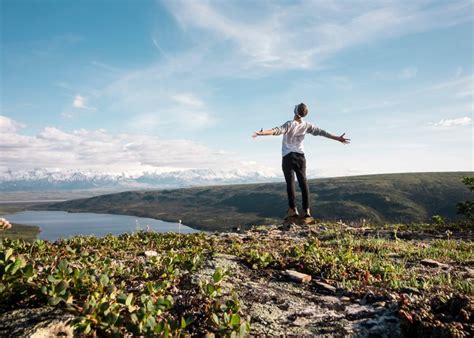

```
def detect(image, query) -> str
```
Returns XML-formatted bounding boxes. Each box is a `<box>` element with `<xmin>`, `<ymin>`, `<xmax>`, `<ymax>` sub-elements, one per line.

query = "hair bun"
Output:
<box><xmin>295</xmin><ymin>103</ymin><xmax>308</xmax><ymax>117</ymax></box>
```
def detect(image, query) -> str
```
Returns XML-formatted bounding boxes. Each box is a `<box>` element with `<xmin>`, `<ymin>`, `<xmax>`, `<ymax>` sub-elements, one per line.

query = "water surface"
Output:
<box><xmin>3</xmin><ymin>210</ymin><xmax>198</xmax><ymax>241</ymax></box>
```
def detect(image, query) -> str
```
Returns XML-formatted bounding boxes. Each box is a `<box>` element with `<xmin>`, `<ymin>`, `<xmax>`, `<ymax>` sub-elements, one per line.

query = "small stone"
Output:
<box><xmin>285</xmin><ymin>270</ymin><xmax>312</xmax><ymax>283</ymax></box>
<box><xmin>291</xmin><ymin>317</ymin><xmax>309</xmax><ymax>327</ymax></box>
<box><xmin>143</xmin><ymin>250</ymin><xmax>158</xmax><ymax>257</ymax></box>
<box><xmin>314</xmin><ymin>281</ymin><xmax>336</xmax><ymax>293</ymax></box>
<box><xmin>373</xmin><ymin>301</ymin><xmax>386</xmax><ymax>307</ymax></box>
<box><xmin>420</xmin><ymin>258</ymin><xmax>450</xmax><ymax>269</ymax></box>
<box><xmin>340</xmin><ymin>296</ymin><xmax>351</xmax><ymax>302</ymax></box>
<box><xmin>345</xmin><ymin>304</ymin><xmax>374</xmax><ymax>319</ymax></box>
<box><xmin>319</xmin><ymin>296</ymin><xmax>343</xmax><ymax>310</ymax></box>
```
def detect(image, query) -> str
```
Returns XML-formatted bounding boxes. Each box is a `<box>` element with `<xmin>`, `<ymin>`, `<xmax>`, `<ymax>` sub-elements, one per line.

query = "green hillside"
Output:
<box><xmin>41</xmin><ymin>172</ymin><xmax>473</xmax><ymax>231</ymax></box>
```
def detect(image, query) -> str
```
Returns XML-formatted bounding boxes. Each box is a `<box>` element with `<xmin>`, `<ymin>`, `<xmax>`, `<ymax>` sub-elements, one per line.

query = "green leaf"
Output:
<box><xmin>55</xmin><ymin>281</ymin><xmax>68</xmax><ymax>294</ymax></box>
<box><xmin>125</xmin><ymin>293</ymin><xmax>133</xmax><ymax>306</ymax></box>
<box><xmin>23</xmin><ymin>264</ymin><xmax>34</xmax><ymax>279</ymax></box>
<box><xmin>58</xmin><ymin>259</ymin><xmax>68</xmax><ymax>271</ymax></box>
<box><xmin>84</xmin><ymin>323</ymin><xmax>91</xmax><ymax>334</ymax></box>
<box><xmin>230</xmin><ymin>314</ymin><xmax>240</xmax><ymax>327</ymax></box>
<box><xmin>240</xmin><ymin>322</ymin><xmax>248</xmax><ymax>336</ymax></box>
<box><xmin>49</xmin><ymin>296</ymin><xmax>63</xmax><ymax>306</ymax></box>
<box><xmin>99</xmin><ymin>274</ymin><xmax>109</xmax><ymax>287</ymax></box>
<box><xmin>5</xmin><ymin>248</ymin><xmax>13</xmax><ymax>261</ymax></box>
<box><xmin>9</xmin><ymin>258</ymin><xmax>25</xmax><ymax>275</ymax></box>
<box><xmin>211</xmin><ymin>313</ymin><xmax>220</xmax><ymax>326</ymax></box>
<box><xmin>117</xmin><ymin>293</ymin><xmax>127</xmax><ymax>304</ymax></box>
<box><xmin>47</xmin><ymin>275</ymin><xmax>58</xmax><ymax>283</ymax></box>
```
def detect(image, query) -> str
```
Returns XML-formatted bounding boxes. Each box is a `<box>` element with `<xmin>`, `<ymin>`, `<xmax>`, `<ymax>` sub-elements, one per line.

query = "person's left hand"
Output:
<box><xmin>337</xmin><ymin>133</ymin><xmax>351</xmax><ymax>144</ymax></box>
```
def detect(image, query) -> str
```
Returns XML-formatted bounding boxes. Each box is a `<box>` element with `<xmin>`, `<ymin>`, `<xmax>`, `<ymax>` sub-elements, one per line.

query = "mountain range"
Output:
<box><xmin>0</xmin><ymin>168</ymin><xmax>280</xmax><ymax>192</ymax></box>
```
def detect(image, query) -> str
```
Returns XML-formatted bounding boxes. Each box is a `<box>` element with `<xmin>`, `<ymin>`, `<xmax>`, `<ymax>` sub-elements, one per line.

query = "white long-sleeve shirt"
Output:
<box><xmin>272</xmin><ymin>120</ymin><xmax>331</xmax><ymax>157</ymax></box>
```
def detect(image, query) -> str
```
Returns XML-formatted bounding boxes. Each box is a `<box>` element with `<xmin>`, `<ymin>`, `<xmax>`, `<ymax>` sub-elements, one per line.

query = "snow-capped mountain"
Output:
<box><xmin>0</xmin><ymin>168</ymin><xmax>281</xmax><ymax>192</ymax></box>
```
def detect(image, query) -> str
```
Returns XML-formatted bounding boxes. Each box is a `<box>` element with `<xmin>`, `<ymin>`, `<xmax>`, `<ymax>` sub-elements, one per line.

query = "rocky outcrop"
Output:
<box><xmin>190</xmin><ymin>252</ymin><xmax>401</xmax><ymax>336</ymax></box>
<box><xmin>0</xmin><ymin>307</ymin><xmax>73</xmax><ymax>337</ymax></box>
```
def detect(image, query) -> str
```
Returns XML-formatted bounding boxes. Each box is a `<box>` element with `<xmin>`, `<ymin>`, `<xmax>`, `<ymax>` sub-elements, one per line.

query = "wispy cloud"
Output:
<box><xmin>432</xmin><ymin>116</ymin><xmax>472</xmax><ymax>128</ymax></box>
<box><xmin>163</xmin><ymin>0</ymin><xmax>472</xmax><ymax>71</ymax></box>
<box><xmin>171</xmin><ymin>93</ymin><xmax>204</xmax><ymax>108</ymax></box>
<box><xmin>398</xmin><ymin>66</ymin><xmax>418</xmax><ymax>79</ymax></box>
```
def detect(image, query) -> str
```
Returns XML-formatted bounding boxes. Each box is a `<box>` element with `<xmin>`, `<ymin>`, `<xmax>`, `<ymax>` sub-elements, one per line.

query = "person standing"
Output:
<box><xmin>253</xmin><ymin>103</ymin><xmax>350</xmax><ymax>220</ymax></box>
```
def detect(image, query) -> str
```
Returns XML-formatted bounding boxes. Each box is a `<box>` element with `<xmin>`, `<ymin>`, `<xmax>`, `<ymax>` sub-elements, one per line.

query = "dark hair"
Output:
<box><xmin>294</xmin><ymin>103</ymin><xmax>308</xmax><ymax>117</ymax></box>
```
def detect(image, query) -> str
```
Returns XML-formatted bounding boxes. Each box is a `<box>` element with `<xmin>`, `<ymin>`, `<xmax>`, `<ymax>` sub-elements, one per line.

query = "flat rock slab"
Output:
<box><xmin>285</xmin><ymin>270</ymin><xmax>312</xmax><ymax>283</ymax></box>
<box><xmin>420</xmin><ymin>258</ymin><xmax>450</xmax><ymax>269</ymax></box>
<box><xmin>314</xmin><ymin>281</ymin><xmax>337</xmax><ymax>294</ymax></box>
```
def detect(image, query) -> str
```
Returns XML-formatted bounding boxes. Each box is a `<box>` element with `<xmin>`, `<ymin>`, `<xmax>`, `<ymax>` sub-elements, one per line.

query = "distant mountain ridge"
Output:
<box><xmin>0</xmin><ymin>168</ymin><xmax>279</xmax><ymax>192</ymax></box>
<box><xmin>41</xmin><ymin>172</ymin><xmax>473</xmax><ymax>231</ymax></box>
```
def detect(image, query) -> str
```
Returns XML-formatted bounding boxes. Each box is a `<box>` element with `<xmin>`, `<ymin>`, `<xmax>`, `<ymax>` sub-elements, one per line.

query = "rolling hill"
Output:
<box><xmin>39</xmin><ymin>172</ymin><xmax>473</xmax><ymax>231</ymax></box>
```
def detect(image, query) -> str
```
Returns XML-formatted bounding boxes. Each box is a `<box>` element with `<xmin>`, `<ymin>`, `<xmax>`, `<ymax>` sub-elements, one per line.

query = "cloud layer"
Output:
<box><xmin>0</xmin><ymin>117</ymin><xmax>271</xmax><ymax>174</ymax></box>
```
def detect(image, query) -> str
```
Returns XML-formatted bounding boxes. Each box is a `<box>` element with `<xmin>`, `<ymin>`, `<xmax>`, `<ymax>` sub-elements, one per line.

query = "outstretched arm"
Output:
<box><xmin>308</xmin><ymin>124</ymin><xmax>350</xmax><ymax>144</ymax></box>
<box><xmin>253</xmin><ymin>121</ymin><xmax>290</xmax><ymax>138</ymax></box>
<box><xmin>252</xmin><ymin>128</ymin><xmax>275</xmax><ymax>138</ymax></box>
<box><xmin>326</xmin><ymin>132</ymin><xmax>351</xmax><ymax>144</ymax></box>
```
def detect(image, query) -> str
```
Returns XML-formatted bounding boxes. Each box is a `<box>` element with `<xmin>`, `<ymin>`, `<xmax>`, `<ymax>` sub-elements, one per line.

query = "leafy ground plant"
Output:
<box><xmin>0</xmin><ymin>221</ymin><xmax>472</xmax><ymax>336</ymax></box>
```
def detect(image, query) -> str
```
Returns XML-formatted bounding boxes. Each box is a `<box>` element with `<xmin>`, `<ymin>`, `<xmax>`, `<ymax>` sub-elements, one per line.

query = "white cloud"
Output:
<box><xmin>0</xmin><ymin>116</ymin><xmax>25</xmax><ymax>133</ymax></box>
<box><xmin>73</xmin><ymin>95</ymin><xmax>85</xmax><ymax>108</ymax></box>
<box><xmin>432</xmin><ymin>116</ymin><xmax>472</xmax><ymax>128</ymax></box>
<box><xmin>72</xmin><ymin>94</ymin><xmax>96</xmax><ymax>111</ymax></box>
<box><xmin>398</xmin><ymin>67</ymin><xmax>418</xmax><ymax>79</ymax></box>
<box><xmin>0</xmin><ymin>119</ymin><xmax>261</xmax><ymax>172</ymax></box>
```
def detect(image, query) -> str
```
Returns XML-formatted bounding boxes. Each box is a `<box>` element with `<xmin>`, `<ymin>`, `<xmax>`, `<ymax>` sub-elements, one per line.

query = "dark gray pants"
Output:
<box><xmin>282</xmin><ymin>152</ymin><xmax>309</xmax><ymax>210</ymax></box>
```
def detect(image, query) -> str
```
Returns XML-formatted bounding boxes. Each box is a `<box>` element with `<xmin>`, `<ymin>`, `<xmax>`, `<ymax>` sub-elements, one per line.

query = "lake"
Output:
<box><xmin>2</xmin><ymin>210</ymin><xmax>199</xmax><ymax>241</ymax></box>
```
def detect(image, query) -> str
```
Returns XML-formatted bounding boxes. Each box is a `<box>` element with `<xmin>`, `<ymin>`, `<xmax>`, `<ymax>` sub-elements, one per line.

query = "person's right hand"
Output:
<box><xmin>252</xmin><ymin>128</ymin><xmax>264</xmax><ymax>138</ymax></box>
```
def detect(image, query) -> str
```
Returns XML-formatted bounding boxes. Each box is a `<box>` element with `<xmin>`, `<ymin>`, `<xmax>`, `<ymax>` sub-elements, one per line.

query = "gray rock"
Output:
<box><xmin>345</xmin><ymin>304</ymin><xmax>375</xmax><ymax>320</ymax></box>
<box><xmin>314</xmin><ymin>281</ymin><xmax>336</xmax><ymax>293</ymax></box>
<box><xmin>318</xmin><ymin>295</ymin><xmax>344</xmax><ymax>310</ymax></box>
<box><xmin>143</xmin><ymin>250</ymin><xmax>158</xmax><ymax>257</ymax></box>
<box><xmin>0</xmin><ymin>307</ymin><xmax>73</xmax><ymax>337</ymax></box>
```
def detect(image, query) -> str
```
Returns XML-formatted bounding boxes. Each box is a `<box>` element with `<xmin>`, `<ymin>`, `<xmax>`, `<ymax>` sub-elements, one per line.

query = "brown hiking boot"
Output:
<box><xmin>302</xmin><ymin>208</ymin><xmax>311</xmax><ymax>217</ymax></box>
<box><xmin>284</xmin><ymin>208</ymin><xmax>299</xmax><ymax>220</ymax></box>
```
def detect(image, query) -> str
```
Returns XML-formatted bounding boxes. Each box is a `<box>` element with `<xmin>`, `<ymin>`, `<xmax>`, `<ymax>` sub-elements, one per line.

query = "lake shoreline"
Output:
<box><xmin>1</xmin><ymin>210</ymin><xmax>199</xmax><ymax>242</ymax></box>
<box><xmin>0</xmin><ymin>223</ymin><xmax>41</xmax><ymax>242</ymax></box>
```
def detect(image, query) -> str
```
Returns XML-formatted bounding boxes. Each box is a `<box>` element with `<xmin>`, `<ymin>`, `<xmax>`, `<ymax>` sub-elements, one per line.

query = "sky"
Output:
<box><xmin>1</xmin><ymin>0</ymin><xmax>473</xmax><ymax>178</ymax></box>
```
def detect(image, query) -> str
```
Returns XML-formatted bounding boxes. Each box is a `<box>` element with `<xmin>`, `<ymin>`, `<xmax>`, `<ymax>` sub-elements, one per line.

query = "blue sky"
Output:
<box><xmin>1</xmin><ymin>0</ymin><xmax>473</xmax><ymax>177</ymax></box>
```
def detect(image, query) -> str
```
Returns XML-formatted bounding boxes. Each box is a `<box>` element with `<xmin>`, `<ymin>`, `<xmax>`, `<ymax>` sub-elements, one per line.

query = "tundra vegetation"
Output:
<box><xmin>0</xmin><ymin>218</ymin><xmax>472</xmax><ymax>336</ymax></box>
